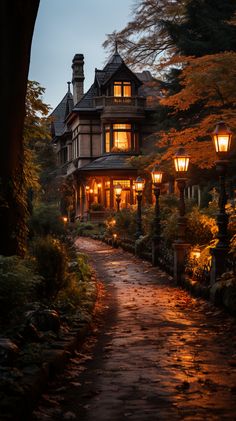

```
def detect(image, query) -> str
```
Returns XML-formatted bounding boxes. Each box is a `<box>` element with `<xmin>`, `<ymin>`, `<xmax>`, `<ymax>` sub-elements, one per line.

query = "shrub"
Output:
<box><xmin>31</xmin><ymin>236</ymin><xmax>68</xmax><ymax>299</ymax></box>
<box><xmin>56</xmin><ymin>253</ymin><xmax>94</xmax><ymax>314</ymax></box>
<box><xmin>0</xmin><ymin>256</ymin><xmax>40</xmax><ymax>322</ymax></box>
<box><xmin>76</xmin><ymin>222</ymin><xmax>95</xmax><ymax>235</ymax></box>
<box><xmin>186</xmin><ymin>207</ymin><xmax>217</xmax><ymax>245</ymax></box>
<box><xmin>29</xmin><ymin>203</ymin><xmax>66</xmax><ymax>238</ymax></box>
<box><xmin>110</xmin><ymin>208</ymin><xmax>137</xmax><ymax>239</ymax></box>
<box><xmin>90</xmin><ymin>202</ymin><xmax>105</xmax><ymax>211</ymax></box>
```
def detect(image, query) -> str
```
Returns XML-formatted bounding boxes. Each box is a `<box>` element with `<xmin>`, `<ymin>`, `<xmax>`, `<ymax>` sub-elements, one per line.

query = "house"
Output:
<box><xmin>51</xmin><ymin>49</ymin><xmax>160</xmax><ymax>220</ymax></box>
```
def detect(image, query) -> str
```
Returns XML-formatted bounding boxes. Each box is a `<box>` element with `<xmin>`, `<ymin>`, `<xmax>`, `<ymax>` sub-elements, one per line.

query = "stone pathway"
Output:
<box><xmin>32</xmin><ymin>238</ymin><xmax>236</xmax><ymax>421</ymax></box>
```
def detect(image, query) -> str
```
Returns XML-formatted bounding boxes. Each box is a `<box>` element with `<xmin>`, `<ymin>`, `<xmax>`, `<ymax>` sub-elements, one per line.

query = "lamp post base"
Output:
<box><xmin>173</xmin><ymin>242</ymin><xmax>190</xmax><ymax>284</ymax></box>
<box><xmin>210</xmin><ymin>246</ymin><xmax>228</xmax><ymax>285</ymax></box>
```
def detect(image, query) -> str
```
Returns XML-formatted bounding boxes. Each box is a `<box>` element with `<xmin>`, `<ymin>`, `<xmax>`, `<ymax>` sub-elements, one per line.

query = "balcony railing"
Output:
<box><xmin>93</xmin><ymin>96</ymin><xmax>146</xmax><ymax>108</ymax></box>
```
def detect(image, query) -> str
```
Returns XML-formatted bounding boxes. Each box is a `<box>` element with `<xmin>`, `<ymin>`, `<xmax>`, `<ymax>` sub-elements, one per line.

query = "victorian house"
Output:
<box><xmin>51</xmin><ymin>50</ymin><xmax>159</xmax><ymax>220</ymax></box>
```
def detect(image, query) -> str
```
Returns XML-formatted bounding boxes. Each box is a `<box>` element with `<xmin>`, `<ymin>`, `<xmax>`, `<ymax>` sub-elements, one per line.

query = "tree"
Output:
<box><xmin>0</xmin><ymin>1</ymin><xmax>40</xmax><ymax>256</ymax></box>
<box><xmin>104</xmin><ymin>0</ymin><xmax>236</xmax><ymax>70</ymax></box>
<box><xmin>24</xmin><ymin>81</ymin><xmax>53</xmax><ymax>204</ymax></box>
<box><xmin>103</xmin><ymin>0</ymin><xmax>187</xmax><ymax>69</ymax></box>
<box><xmin>165</xmin><ymin>0</ymin><xmax>236</xmax><ymax>57</ymax></box>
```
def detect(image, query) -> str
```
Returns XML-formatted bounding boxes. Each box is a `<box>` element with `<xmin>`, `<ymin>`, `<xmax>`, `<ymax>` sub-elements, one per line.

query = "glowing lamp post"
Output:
<box><xmin>134</xmin><ymin>176</ymin><xmax>145</xmax><ymax>239</ymax></box>
<box><xmin>62</xmin><ymin>216</ymin><xmax>68</xmax><ymax>224</ymax></box>
<box><xmin>173</xmin><ymin>147</ymin><xmax>190</xmax><ymax>283</ymax></box>
<box><xmin>212</xmin><ymin>121</ymin><xmax>232</xmax><ymax>158</ymax></box>
<box><xmin>210</xmin><ymin>121</ymin><xmax>233</xmax><ymax>283</ymax></box>
<box><xmin>114</xmin><ymin>183</ymin><xmax>122</xmax><ymax>212</ymax></box>
<box><xmin>151</xmin><ymin>165</ymin><xmax>163</xmax><ymax>266</ymax></box>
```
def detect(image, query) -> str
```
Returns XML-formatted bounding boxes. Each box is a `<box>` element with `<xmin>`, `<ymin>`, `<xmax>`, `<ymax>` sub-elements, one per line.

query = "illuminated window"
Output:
<box><xmin>105</xmin><ymin>125</ymin><xmax>110</xmax><ymax>152</ymax></box>
<box><xmin>114</xmin><ymin>180</ymin><xmax>130</xmax><ymax>188</ymax></box>
<box><xmin>113</xmin><ymin>124</ymin><xmax>131</xmax><ymax>151</ymax></box>
<box><xmin>114</xmin><ymin>81</ymin><xmax>131</xmax><ymax>97</ymax></box>
<box><xmin>104</xmin><ymin>123</ymin><xmax>138</xmax><ymax>153</ymax></box>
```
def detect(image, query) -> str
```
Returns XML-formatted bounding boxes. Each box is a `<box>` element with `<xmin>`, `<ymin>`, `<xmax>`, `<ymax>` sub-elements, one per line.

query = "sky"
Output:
<box><xmin>29</xmin><ymin>0</ymin><xmax>134</xmax><ymax>111</ymax></box>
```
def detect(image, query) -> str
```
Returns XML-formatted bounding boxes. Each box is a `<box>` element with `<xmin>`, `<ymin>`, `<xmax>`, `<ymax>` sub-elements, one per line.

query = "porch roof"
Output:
<box><xmin>77</xmin><ymin>153</ymin><xmax>137</xmax><ymax>173</ymax></box>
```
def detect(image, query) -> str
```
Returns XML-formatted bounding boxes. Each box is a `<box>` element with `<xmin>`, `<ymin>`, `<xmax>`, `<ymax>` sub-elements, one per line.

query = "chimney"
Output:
<box><xmin>72</xmin><ymin>54</ymin><xmax>84</xmax><ymax>105</ymax></box>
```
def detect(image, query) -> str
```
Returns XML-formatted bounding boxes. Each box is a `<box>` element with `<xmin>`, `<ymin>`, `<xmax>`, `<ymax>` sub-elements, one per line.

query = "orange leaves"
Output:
<box><xmin>157</xmin><ymin>52</ymin><xmax>236</xmax><ymax>168</ymax></box>
<box><xmin>161</xmin><ymin>52</ymin><xmax>236</xmax><ymax>112</ymax></box>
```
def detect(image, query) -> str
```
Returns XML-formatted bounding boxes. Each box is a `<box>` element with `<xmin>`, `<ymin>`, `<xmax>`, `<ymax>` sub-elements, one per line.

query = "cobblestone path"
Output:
<box><xmin>32</xmin><ymin>238</ymin><xmax>236</xmax><ymax>421</ymax></box>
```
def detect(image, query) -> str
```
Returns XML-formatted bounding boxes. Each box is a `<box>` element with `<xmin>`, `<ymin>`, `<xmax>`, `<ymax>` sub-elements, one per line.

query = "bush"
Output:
<box><xmin>29</xmin><ymin>203</ymin><xmax>66</xmax><ymax>238</ymax></box>
<box><xmin>31</xmin><ymin>236</ymin><xmax>68</xmax><ymax>299</ymax></box>
<box><xmin>186</xmin><ymin>207</ymin><xmax>217</xmax><ymax>245</ymax></box>
<box><xmin>108</xmin><ymin>208</ymin><xmax>137</xmax><ymax>240</ymax></box>
<box><xmin>56</xmin><ymin>253</ymin><xmax>94</xmax><ymax>314</ymax></box>
<box><xmin>76</xmin><ymin>222</ymin><xmax>95</xmax><ymax>235</ymax></box>
<box><xmin>90</xmin><ymin>202</ymin><xmax>105</xmax><ymax>211</ymax></box>
<box><xmin>0</xmin><ymin>256</ymin><xmax>40</xmax><ymax>322</ymax></box>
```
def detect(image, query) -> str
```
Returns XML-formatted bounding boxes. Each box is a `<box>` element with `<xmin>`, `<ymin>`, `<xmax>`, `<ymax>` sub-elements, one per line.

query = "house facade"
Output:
<box><xmin>51</xmin><ymin>50</ymin><xmax>159</xmax><ymax>220</ymax></box>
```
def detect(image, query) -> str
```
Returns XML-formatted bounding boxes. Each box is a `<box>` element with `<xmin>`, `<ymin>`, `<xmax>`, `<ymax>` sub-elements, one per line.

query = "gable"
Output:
<box><xmin>103</xmin><ymin>62</ymin><xmax>142</xmax><ymax>89</ymax></box>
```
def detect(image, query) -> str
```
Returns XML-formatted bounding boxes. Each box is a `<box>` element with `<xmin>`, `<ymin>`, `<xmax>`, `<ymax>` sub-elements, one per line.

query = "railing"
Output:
<box><xmin>93</xmin><ymin>96</ymin><xmax>146</xmax><ymax>108</ymax></box>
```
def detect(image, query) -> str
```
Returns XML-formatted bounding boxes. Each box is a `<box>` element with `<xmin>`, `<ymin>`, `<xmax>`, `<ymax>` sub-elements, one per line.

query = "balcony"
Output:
<box><xmin>93</xmin><ymin>96</ymin><xmax>146</xmax><ymax>120</ymax></box>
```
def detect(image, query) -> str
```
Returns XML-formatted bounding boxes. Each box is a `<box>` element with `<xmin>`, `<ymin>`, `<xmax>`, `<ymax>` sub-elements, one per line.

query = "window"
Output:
<box><xmin>105</xmin><ymin>126</ymin><xmax>110</xmax><ymax>153</ymax></box>
<box><xmin>113</xmin><ymin>124</ymin><xmax>131</xmax><ymax>151</ymax></box>
<box><xmin>114</xmin><ymin>81</ymin><xmax>131</xmax><ymax>97</ymax></box>
<box><xmin>114</xmin><ymin>180</ymin><xmax>130</xmax><ymax>188</ymax></box>
<box><xmin>104</xmin><ymin>123</ymin><xmax>138</xmax><ymax>153</ymax></box>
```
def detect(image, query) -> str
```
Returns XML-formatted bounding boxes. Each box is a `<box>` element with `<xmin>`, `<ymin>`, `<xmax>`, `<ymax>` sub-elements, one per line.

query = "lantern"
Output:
<box><xmin>114</xmin><ymin>183</ymin><xmax>122</xmax><ymax>198</ymax></box>
<box><xmin>173</xmin><ymin>147</ymin><xmax>190</xmax><ymax>173</ymax></box>
<box><xmin>212</xmin><ymin>121</ymin><xmax>232</xmax><ymax>156</ymax></box>
<box><xmin>151</xmin><ymin>164</ymin><xmax>163</xmax><ymax>185</ymax></box>
<box><xmin>134</xmin><ymin>176</ymin><xmax>145</xmax><ymax>193</ymax></box>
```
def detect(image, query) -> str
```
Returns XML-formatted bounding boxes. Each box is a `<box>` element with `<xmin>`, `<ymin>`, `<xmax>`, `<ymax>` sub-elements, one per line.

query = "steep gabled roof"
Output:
<box><xmin>51</xmin><ymin>84</ymin><xmax>74</xmax><ymax>136</ymax></box>
<box><xmin>73</xmin><ymin>83</ymin><xmax>97</xmax><ymax>110</ymax></box>
<box><xmin>74</xmin><ymin>51</ymin><xmax>143</xmax><ymax>111</ymax></box>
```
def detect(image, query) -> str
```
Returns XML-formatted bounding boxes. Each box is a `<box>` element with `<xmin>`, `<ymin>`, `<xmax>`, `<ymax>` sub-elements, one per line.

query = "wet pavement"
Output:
<box><xmin>32</xmin><ymin>238</ymin><xmax>236</xmax><ymax>421</ymax></box>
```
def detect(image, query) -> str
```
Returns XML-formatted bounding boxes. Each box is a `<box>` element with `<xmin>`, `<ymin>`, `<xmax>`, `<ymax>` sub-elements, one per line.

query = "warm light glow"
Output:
<box><xmin>190</xmin><ymin>247</ymin><xmax>201</xmax><ymax>260</ymax></box>
<box><xmin>62</xmin><ymin>216</ymin><xmax>68</xmax><ymax>223</ymax></box>
<box><xmin>113</xmin><ymin>233</ymin><xmax>117</xmax><ymax>239</ymax></box>
<box><xmin>113</xmin><ymin>124</ymin><xmax>131</xmax><ymax>150</ymax></box>
<box><xmin>89</xmin><ymin>188</ymin><xmax>94</xmax><ymax>194</ymax></box>
<box><xmin>213</xmin><ymin>135</ymin><xmax>229</xmax><ymax>152</ymax></box>
<box><xmin>114</xmin><ymin>81</ymin><xmax>131</xmax><ymax>97</ymax></box>
<box><xmin>97</xmin><ymin>183</ymin><xmax>102</xmax><ymax>188</ymax></box>
<box><xmin>85</xmin><ymin>186</ymin><xmax>90</xmax><ymax>191</ymax></box>
<box><xmin>212</xmin><ymin>122</ymin><xmax>232</xmax><ymax>155</ymax></box>
<box><xmin>114</xmin><ymin>183</ymin><xmax>122</xmax><ymax>197</ymax></box>
<box><xmin>151</xmin><ymin>165</ymin><xmax>163</xmax><ymax>185</ymax></box>
<box><xmin>134</xmin><ymin>176</ymin><xmax>145</xmax><ymax>193</ymax></box>
<box><xmin>173</xmin><ymin>147</ymin><xmax>190</xmax><ymax>173</ymax></box>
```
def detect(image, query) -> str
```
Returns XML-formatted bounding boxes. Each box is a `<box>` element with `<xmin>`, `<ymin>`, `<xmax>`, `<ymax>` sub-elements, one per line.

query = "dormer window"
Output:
<box><xmin>114</xmin><ymin>81</ymin><xmax>131</xmax><ymax>97</ymax></box>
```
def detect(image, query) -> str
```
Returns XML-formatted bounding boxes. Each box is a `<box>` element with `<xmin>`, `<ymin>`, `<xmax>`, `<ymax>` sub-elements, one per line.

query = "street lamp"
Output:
<box><xmin>134</xmin><ymin>176</ymin><xmax>145</xmax><ymax>239</ymax></box>
<box><xmin>114</xmin><ymin>183</ymin><xmax>122</xmax><ymax>212</ymax></box>
<box><xmin>210</xmin><ymin>121</ymin><xmax>233</xmax><ymax>283</ymax></box>
<box><xmin>173</xmin><ymin>146</ymin><xmax>190</xmax><ymax>283</ymax></box>
<box><xmin>151</xmin><ymin>165</ymin><xmax>163</xmax><ymax>266</ymax></box>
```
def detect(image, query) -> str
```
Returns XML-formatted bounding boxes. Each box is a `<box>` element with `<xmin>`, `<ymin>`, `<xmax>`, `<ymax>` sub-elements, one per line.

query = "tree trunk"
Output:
<box><xmin>0</xmin><ymin>0</ymin><xmax>40</xmax><ymax>256</ymax></box>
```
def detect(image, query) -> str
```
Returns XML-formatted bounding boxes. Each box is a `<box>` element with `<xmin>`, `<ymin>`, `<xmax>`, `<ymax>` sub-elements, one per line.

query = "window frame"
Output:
<box><xmin>113</xmin><ymin>81</ymin><xmax>132</xmax><ymax>97</ymax></box>
<box><xmin>104</xmin><ymin>122</ymin><xmax>138</xmax><ymax>153</ymax></box>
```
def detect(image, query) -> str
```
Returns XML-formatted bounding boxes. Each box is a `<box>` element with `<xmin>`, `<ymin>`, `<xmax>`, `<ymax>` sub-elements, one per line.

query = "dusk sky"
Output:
<box><xmin>29</xmin><ymin>0</ymin><xmax>134</xmax><ymax>111</ymax></box>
